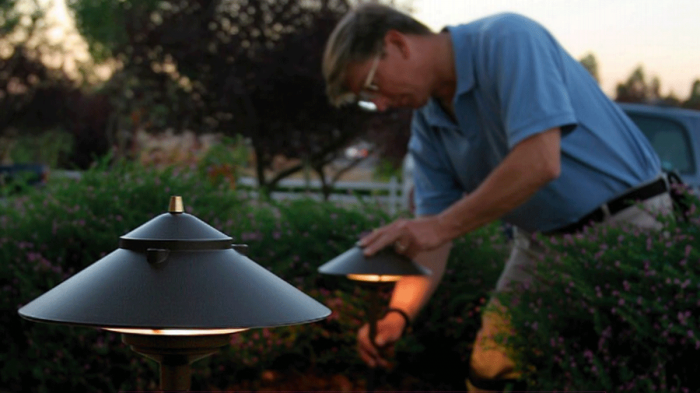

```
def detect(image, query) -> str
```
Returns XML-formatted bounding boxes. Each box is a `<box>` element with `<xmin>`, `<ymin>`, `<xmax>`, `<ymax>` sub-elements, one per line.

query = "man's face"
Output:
<box><xmin>344</xmin><ymin>33</ymin><xmax>431</xmax><ymax>112</ymax></box>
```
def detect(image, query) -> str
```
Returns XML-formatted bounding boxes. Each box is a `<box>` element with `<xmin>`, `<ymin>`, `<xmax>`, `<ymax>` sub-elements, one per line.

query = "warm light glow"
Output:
<box><xmin>104</xmin><ymin>328</ymin><xmax>248</xmax><ymax>336</ymax></box>
<box><xmin>347</xmin><ymin>274</ymin><xmax>402</xmax><ymax>282</ymax></box>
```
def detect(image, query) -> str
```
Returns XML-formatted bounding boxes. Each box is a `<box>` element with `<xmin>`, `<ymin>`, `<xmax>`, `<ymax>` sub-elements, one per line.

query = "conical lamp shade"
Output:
<box><xmin>318</xmin><ymin>246</ymin><xmax>431</xmax><ymax>279</ymax></box>
<box><xmin>19</xmin><ymin>197</ymin><xmax>330</xmax><ymax>331</ymax></box>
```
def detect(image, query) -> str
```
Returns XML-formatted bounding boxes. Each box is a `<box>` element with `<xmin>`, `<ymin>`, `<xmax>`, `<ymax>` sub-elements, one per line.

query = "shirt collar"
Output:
<box><xmin>443</xmin><ymin>25</ymin><xmax>476</xmax><ymax>97</ymax></box>
<box><xmin>424</xmin><ymin>99</ymin><xmax>457</xmax><ymax>129</ymax></box>
<box><xmin>422</xmin><ymin>25</ymin><xmax>475</xmax><ymax>129</ymax></box>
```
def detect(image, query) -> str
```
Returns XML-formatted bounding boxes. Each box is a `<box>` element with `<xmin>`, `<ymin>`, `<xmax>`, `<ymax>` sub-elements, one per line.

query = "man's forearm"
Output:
<box><xmin>436</xmin><ymin>127</ymin><xmax>562</xmax><ymax>240</ymax></box>
<box><xmin>388</xmin><ymin>241</ymin><xmax>452</xmax><ymax>320</ymax></box>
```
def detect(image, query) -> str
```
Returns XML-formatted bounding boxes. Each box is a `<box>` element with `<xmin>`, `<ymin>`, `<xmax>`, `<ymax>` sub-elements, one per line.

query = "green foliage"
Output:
<box><xmin>0</xmin><ymin>161</ymin><xmax>503</xmax><ymax>392</ymax></box>
<box><xmin>0</xmin><ymin>0</ymin><xmax>21</xmax><ymax>38</ymax></box>
<box><xmin>6</xmin><ymin>129</ymin><xmax>74</xmax><ymax>167</ymax></box>
<box><xmin>684</xmin><ymin>80</ymin><xmax>700</xmax><ymax>110</ymax></box>
<box><xmin>372</xmin><ymin>158</ymin><xmax>402</xmax><ymax>182</ymax></box>
<box><xmin>1</xmin><ymin>160</ymin><xmax>245</xmax><ymax>392</ymax></box>
<box><xmin>579</xmin><ymin>52</ymin><xmax>600</xmax><ymax>83</ymax></box>
<box><xmin>495</xmin><ymin>196</ymin><xmax>700</xmax><ymax>392</ymax></box>
<box><xmin>66</xmin><ymin>0</ymin><xmax>161</xmax><ymax>62</ymax></box>
<box><xmin>196</xmin><ymin>134</ymin><xmax>250</xmax><ymax>188</ymax></box>
<box><xmin>11</xmin><ymin>161</ymin><xmax>698</xmax><ymax>391</ymax></box>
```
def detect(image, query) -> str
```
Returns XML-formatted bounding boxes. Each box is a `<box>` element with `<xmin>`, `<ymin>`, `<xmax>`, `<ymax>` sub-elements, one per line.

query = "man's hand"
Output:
<box><xmin>358</xmin><ymin>216</ymin><xmax>447</xmax><ymax>258</ymax></box>
<box><xmin>357</xmin><ymin>312</ymin><xmax>407</xmax><ymax>368</ymax></box>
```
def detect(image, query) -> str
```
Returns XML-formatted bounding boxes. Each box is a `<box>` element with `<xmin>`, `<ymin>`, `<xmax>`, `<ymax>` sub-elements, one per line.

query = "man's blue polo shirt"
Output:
<box><xmin>409</xmin><ymin>13</ymin><xmax>661</xmax><ymax>233</ymax></box>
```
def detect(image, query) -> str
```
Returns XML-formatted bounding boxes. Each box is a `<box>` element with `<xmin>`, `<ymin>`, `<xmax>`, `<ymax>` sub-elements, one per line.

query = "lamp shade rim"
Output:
<box><xmin>17</xmin><ymin>197</ymin><xmax>331</xmax><ymax>331</ymax></box>
<box><xmin>17</xmin><ymin>311</ymin><xmax>331</xmax><ymax>331</ymax></box>
<box><xmin>318</xmin><ymin>246</ymin><xmax>431</xmax><ymax>277</ymax></box>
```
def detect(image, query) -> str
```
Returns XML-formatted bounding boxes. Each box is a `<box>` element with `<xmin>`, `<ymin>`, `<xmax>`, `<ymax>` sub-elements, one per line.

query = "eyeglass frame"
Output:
<box><xmin>332</xmin><ymin>52</ymin><xmax>383</xmax><ymax>108</ymax></box>
<box><xmin>357</xmin><ymin>53</ymin><xmax>381</xmax><ymax>103</ymax></box>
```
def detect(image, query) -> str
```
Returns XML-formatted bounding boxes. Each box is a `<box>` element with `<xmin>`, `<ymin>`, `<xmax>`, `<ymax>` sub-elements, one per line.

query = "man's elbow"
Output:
<box><xmin>544</xmin><ymin>159</ymin><xmax>561</xmax><ymax>181</ymax></box>
<box><xmin>535</xmin><ymin>155</ymin><xmax>560</xmax><ymax>186</ymax></box>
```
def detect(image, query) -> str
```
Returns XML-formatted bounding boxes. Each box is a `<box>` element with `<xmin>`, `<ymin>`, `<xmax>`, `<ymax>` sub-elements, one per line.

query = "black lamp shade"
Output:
<box><xmin>19</xmin><ymin>198</ymin><xmax>330</xmax><ymax>331</ymax></box>
<box><xmin>318</xmin><ymin>246</ymin><xmax>431</xmax><ymax>279</ymax></box>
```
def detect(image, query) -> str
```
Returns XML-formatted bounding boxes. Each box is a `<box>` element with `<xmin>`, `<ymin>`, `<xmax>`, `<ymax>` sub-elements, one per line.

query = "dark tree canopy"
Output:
<box><xmin>684</xmin><ymin>80</ymin><xmax>700</xmax><ymax>110</ymax></box>
<box><xmin>579</xmin><ymin>53</ymin><xmax>600</xmax><ymax>84</ymax></box>
<box><xmin>66</xmin><ymin>0</ymin><xmax>401</xmax><ymax>191</ymax></box>
<box><xmin>614</xmin><ymin>65</ymin><xmax>685</xmax><ymax>107</ymax></box>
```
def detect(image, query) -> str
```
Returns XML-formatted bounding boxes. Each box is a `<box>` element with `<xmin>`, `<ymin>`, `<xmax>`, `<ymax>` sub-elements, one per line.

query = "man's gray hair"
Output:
<box><xmin>322</xmin><ymin>3</ymin><xmax>432</xmax><ymax>107</ymax></box>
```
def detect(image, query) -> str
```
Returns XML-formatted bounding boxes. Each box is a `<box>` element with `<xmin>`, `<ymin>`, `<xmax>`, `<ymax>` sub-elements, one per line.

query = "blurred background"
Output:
<box><xmin>1</xmin><ymin>0</ymin><xmax>699</xmax><ymax>192</ymax></box>
<box><xmin>2</xmin><ymin>2</ymin><xmax>699</xmax><ymax>392</ymax></box>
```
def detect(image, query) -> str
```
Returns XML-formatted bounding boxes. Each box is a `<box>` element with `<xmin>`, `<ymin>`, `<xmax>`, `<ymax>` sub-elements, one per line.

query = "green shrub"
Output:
<box><xmin>5</xmin><ymin>129</ymin><xmax>74</xmax><ymax>168</ymax></box>
<box><xmin>1</xmin><ymin>160</ymin><xmax>246</xmax><ymax>392</ymax></box>
<box><xmin>10</xmin><ymin>160</ymin><xmax>698</xmax><ymax>392</ymax></box>
<box><xmin>1</xmin><ymin>161</ymin><xmax>504</xmax><ymax>392</ymax></box>
<box><xmin>495</xmin><ymin>196</ymin><xmax>700</xmax><ymax>392</ymax></box>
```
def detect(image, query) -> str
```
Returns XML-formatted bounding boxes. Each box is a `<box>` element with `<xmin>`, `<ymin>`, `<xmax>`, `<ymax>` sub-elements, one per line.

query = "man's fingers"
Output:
<box><xmin>358</xmin><ymin>227</ymin><xmax>382</xmax><ymax>248</ymax></box>
<box><xmin>364</xmin><ymin>230</ymin><xmax>402</xmax><ymax>256</ymax></box>
<box><xmin>357</xmin><ymin>325</ymin><xmax>380</xmax><ymax>366</ymax></box>
<box><xmin>359</xmin><ymin>342</ymin><xmax>390</xmax><ymax>368</ymax></box>
<box><xmin>358</xmin><ymin>345</ymin><xmax>377</xmax><ymax>367</ymax></box>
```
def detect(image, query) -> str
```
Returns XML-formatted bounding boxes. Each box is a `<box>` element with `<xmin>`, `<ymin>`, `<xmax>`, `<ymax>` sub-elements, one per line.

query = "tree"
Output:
<box><xmin>67</xmin><ymin>0</ymin><xmax>402</xmax><ymax>195</ymax></box>
<box><xmin>579</xmin><ymin>53</ymin><xmax>599</xmax><ymax>84</ymax></box>
<box><xmin>0</xmin><ymin>0</ymin><xmax>23</xmax><ymax>40</ymax></box>
<box><xmin>615</xmin><ymin>66</ymin><xmax>688</xmax><ymax>108</ymax></box>
<box><xmin>683</xmin><ymin>79</ymin><xmax>700</xmax><ymax>110</ymax></box>
<box><xmin>615</xmin><ymin>66</ymin><xmax>650</xmax><ymax>103</ymax></box>
<box><xmin>0</xmin><ymin>0</ymin><xmax>112</xmax><ymax>168</ymax></box>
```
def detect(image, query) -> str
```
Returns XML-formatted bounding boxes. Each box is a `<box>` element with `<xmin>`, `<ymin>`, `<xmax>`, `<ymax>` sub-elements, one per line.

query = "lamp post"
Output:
<box><xmin>18</xmin><ymin>196</ymin><xmax>331</xmax><ymax>392</ymax></box>
<box><xmin>318</xmin><ymin>245</ymin><xmax>430</xmax><ymax>392</ymax></box>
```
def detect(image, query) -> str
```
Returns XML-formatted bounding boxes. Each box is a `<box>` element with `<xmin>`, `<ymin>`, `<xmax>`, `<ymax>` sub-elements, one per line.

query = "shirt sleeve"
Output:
<box><xmin>483</xmin><ymin>14</ymin><xmax>578</xmax><ymax>148</ymax></box>
<box><xmin>409</xmin><ymin>111</ymin><xmax>464</xmax><ymax>216</ymax></box>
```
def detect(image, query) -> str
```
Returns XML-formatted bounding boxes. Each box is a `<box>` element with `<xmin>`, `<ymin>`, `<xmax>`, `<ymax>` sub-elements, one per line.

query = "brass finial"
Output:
<box><xmin>168</xmin><ymin>196</ymin><xmax>184</xmax><ymax>214</ymax></box>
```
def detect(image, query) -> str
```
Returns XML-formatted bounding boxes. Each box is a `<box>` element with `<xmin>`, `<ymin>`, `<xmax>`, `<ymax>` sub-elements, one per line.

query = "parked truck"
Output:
<box><xmin>619</xmin><ymin>103</ymin><xmax>700</xmax><ymax>190</ymax></box>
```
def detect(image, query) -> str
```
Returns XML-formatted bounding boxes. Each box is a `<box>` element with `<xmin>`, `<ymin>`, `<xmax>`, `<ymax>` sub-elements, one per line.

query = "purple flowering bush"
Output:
<box><xmin>1</xmin><ymin>160</ymin><xmax>245</xmax><ymax>392</ymax></box>
<box><xmin>496</xmin><ymin>197</ymin><xmax>700</xmax><ymax>392</ymax></box>
<box><xmin>1</xmin><ymin>161</ymin><xmax>505</xmax><ymax>392</ymax></box>
<box><xmin>198</xmin><ymin>198</ymin><xmax>507</xmax><ymax>391</ymax></box>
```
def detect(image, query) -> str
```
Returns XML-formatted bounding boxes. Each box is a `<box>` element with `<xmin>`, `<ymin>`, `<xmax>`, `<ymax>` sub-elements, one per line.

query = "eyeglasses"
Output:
<box><xmin>363</xmin><ymin>54</ymin><xmax>381</xmax><ymax>92</ymax></box>
<box><xmin>357</xmin><ymin>53</ymin><xmax>381</xmax><ymax>104</ymax></box>
<box><xmin>332</xmin><ymin>53</ymin><xmax>382</xmax><ymax>109</ymax></box>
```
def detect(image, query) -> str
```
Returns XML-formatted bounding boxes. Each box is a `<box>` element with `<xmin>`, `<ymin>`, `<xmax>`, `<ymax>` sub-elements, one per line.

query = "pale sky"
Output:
<box><xmin>411</xmin><ymin>0</ymin><xmax>700</xmax><ymax>99</ymax></box>
<box><xmin>28</xmin><ymin>0</ymin><xmax>700</xmax><ymax>100</ymax></box>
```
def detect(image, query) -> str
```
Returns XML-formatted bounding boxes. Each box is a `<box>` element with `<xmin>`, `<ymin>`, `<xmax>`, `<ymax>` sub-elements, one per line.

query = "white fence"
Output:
<box><xmin>237</xmin><ymin>176</ymin><xmax>406</xmax><ymax>215</ymax></box>
<box><xmin>53</xmin><ymin>170</ymin><xmax>408</xmax><ymax>215</ymax></box>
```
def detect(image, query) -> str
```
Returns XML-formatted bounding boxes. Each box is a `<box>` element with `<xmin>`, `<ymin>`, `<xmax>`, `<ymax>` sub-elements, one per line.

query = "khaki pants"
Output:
<box><xmin>467</xmin><ymin>193</ymin><xmax>673</xmax><ymax>392</ymax></box>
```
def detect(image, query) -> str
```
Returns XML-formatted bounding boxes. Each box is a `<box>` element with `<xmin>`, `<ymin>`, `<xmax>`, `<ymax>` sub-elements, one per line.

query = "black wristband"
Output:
<box><xmin>386</xmin><ymin>308</ymin><xmax>412</xmax><ymax>334</ymax></box>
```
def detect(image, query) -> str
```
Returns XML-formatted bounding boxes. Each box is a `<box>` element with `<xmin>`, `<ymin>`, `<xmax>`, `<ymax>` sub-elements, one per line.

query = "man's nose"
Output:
<box><xmin>372</xmin><ymin>96</ymin><xmax>391</xmax><ymax>112</ymax></box>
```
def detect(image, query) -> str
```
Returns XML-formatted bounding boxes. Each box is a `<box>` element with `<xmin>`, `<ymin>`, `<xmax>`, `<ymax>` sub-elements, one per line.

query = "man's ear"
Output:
<box><xmin>384</xmin><ymin>29</ymin><xmax>410</xmax><ymax>59</ymax></box>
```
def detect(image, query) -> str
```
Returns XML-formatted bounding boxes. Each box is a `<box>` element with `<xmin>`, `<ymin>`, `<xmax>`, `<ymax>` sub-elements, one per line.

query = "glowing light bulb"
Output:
<box><xmin>104</xmin><ymin>328</ymin><xmax>247</xmax><ymax>336</ymax></box>
<box><xmin>346</xmin><ymin>274</ymin><xmax>402</xmax><ymax>282</ymax></box>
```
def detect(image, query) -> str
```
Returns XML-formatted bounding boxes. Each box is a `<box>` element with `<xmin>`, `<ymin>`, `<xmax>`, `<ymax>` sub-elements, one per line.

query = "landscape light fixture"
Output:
<box><xmin>19</xmin><ymin>196</ymin><xmax>331</xmax><ymax>392</ymax></box>
<box><xmin>318</xmin><ymin>245</ymin><xmax>431</xmax><ymax>392</ymax></box>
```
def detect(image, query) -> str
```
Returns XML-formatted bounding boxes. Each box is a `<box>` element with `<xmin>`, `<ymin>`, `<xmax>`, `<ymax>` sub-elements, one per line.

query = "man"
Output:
<box><xmin>322</xmin><ymin>4</ymin><xmax>672</xmax><ymax>392</ymax></box>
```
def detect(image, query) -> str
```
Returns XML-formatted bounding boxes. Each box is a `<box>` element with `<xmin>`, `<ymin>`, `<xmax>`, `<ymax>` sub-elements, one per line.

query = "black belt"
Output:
<box><xmin>545</xmin><ymin>177</ymin><xmax>668</xmax><ymax>235</ymax></box>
